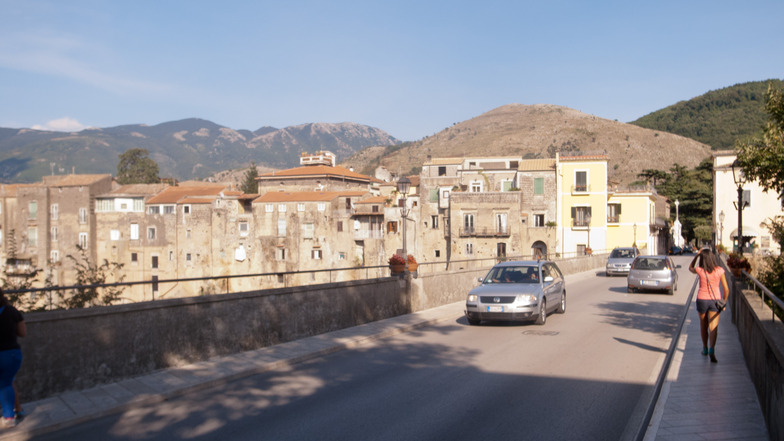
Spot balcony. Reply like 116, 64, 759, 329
459, 226, 510, 237
354, 229, 384, 240
571, 184, 591, 194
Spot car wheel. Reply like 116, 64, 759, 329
467, 316, 481, 326
627, 286, 635, 293
557, 291, 566, 314
668, 286, 674, 295
536, 299, 547, 325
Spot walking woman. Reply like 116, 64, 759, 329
689, 248, 729, 363
0, 289, 24, 427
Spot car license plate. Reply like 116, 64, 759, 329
487, 306, 504, 313
642, 280, 659, 286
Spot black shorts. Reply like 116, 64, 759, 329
696, 299, 719, 314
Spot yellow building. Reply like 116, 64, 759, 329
557, 154, 609, 256
606, 184, 658, 254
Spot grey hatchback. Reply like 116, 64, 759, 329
627, 255, 679, 295
465, 260, 566, 326
606, 247, 638, 276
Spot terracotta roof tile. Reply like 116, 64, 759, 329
518, 158, 557, 171
258, 165, 372, 181
146, 185, 230, 204
43, 174, 113, 186
559, 155, 608, 161
355, 195, 387, 204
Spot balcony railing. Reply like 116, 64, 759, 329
571, 184, 591, 194
458, 226, 510, 237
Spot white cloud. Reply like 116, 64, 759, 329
32, 117, 87, 132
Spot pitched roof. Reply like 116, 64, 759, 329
42, 174, 113, 186
258, 165, 372, 182
559, 155, 608, 162
101, 183, 169, 197
145, 185, 231, 204
253, 191, 367, 203
518, 158, 557, 171
424, 157, 464, 166
355, 195, 387, 204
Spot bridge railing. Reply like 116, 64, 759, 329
741, 269, 784, 323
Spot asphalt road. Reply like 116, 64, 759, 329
33, 256, 697, 441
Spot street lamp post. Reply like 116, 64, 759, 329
586, 213, 592, 254
731, 160, 746, 253
719, 210, 725, 248
633, 222, 637, 247
396, 176, 411, 260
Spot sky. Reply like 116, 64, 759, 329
1, 1, 782, 142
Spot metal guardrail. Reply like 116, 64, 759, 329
741, 269, 784, 323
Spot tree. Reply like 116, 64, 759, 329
116, 148, 160, 185
637, 169, 669, 187
61, 245, 126, 308
735, 83, 784, 198
240, 162, 259, 194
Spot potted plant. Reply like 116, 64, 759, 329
388, 254, 406, 274
406, 254, 418, 272
726, 252, 751, 277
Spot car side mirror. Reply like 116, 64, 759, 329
544, 276, 554, 283
478, 277, 484, 283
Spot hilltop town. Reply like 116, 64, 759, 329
0, 149, 672, 310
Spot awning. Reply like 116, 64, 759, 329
730, 226, 759, 239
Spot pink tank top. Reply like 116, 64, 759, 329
695, 266, 725, 300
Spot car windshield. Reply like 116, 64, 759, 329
485, 266, 539, 284
632, 258, 668, 270
610, 249, 634, 259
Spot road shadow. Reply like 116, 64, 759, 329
595, 300, 684, 339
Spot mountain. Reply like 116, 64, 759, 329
0, 120, 400, 183
630, 79, 784, 150
342, 103, 713, 185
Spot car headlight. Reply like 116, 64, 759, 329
467, 294, 478, 302
517, 294, 537, 303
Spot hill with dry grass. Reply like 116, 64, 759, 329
343, 104, 713, 185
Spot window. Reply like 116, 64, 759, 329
183, 205, 191, 215
79, 232, 88, 249
239, 221, 249, 237
337, 221, 343, 232
534, 214, 545, 227
130, 223, 139, 240
434, 250, 441, 258
372, 205, 379, 213
303, 223, 314, 239
152, 275, 159, 294
148, 227, 156, 240
110, 230, 120, 241
607, 203, 621, 223
186, 229, 192, 239
339, 252, 346, 260
134, 200, 144, 212
96, 199, 112, 212
466, 243, 474, 255
278, 204, 287, 213
131, 252, 138, 263
169, 251, 174, 261
429, 188, 438, 202
276, 248, 286, 260
387, 221, 398, 233
79, 207, 88, 224
534, 178, 544, 195
265, 204, 274, 213
186, 253, 192, 262
496, 213, 508, 234
50, 203, 59, 220
50, 250, 59, 263
312, 249, 322, 259
463, 214, 475, 234
298, 203, 305, 212
277, 218, 286, 236
571, 206, 592, 227
575, 171, 588, 192
470, 181, 481, 192
502, 181, 513, 191
438, 166, 446, 176
317, 203, 326, 211
51, 226, 58, 242
28, 201, 37, 219
164, 205, 175, 215
28, 228, 37, 247
431, 215, 439, 229
148, 206, 160, 215
151, 255, 158, 269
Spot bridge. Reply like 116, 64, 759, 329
2, 255, 780, 440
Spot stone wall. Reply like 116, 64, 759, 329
734, 285, 784, 441
19, 277, 406, 402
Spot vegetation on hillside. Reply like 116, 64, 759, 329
631, 79, 784, 150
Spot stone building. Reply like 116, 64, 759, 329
0, 175, 114, 297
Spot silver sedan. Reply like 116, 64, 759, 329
465, 260, 566, 325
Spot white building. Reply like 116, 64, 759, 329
713, 151, 783, 255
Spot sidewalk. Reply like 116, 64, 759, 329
0, 302, 466, 441
644, 301, 770, 440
